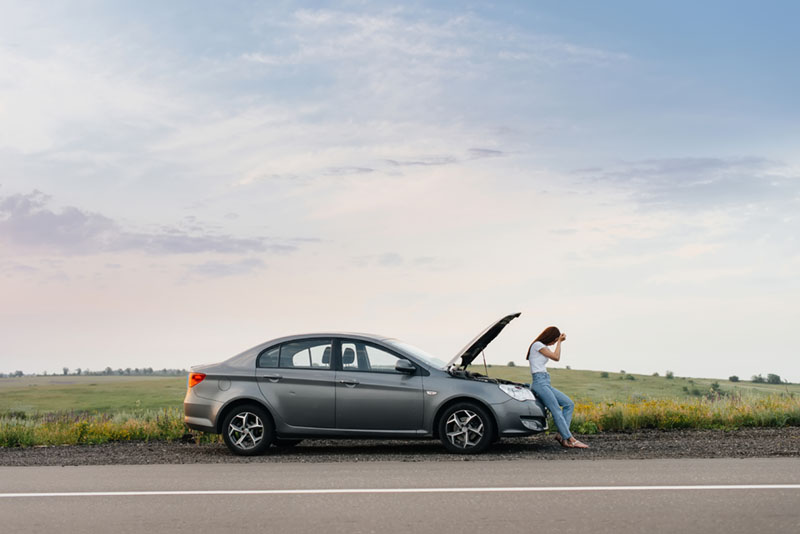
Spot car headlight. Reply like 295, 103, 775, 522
498, 384, 535, 401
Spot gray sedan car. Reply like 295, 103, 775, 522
184, 313, 547, 455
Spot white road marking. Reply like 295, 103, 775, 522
1, 485, 799, 499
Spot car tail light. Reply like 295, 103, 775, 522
188, 373, 206, 388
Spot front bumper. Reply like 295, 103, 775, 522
492, 398, 548, 437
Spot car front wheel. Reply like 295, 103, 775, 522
438, 402, 494, 454
221, 405, 273, 456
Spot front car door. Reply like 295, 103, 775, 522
335, 339, 424, 431
256, 338, 335, 429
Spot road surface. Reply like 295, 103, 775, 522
2, 458, 798, 533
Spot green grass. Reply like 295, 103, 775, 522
480, 367, 800, 402
0, 408, 221, 448
1, 369, 798, 447
2, 369, 798, 416
0, 375, 186, 415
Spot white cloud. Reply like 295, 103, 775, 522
0, 190, 295, 256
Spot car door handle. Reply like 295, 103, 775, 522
261, 374, 283, 382
339, 379, 359, 387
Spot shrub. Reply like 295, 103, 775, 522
507, 361, 515, 367
625, 374, 636, 381
767, 374, 781, 384
666, 370, 674, 379
752, 374, 765, 383
729, 375, 740, 382
682, 386, 689, 393
574, 420, 599, 434
565, 365, 571, 370
600, 371, 609, 378
652, 372, 659, 377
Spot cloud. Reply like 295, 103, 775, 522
323, 166, 375, 176
0, 260, 37, 277
467, 148, 504, 159
186, 258, 266, 278
243, 8, 627, 71
580, 157, 799, 210
383, 149, 505, 169
352, 253, 442, 269
0, 191, 294, 256
385, 156, 458, 167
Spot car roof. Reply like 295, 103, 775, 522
263, 332, 395, 344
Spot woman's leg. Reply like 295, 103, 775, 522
549, 387, 575, 430
531, 381, 573, 440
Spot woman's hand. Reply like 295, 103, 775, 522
558, 333, 566, 342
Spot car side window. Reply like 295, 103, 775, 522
279, 339, 332, 369
340, 341, 410, 374
257, 346, 279, 368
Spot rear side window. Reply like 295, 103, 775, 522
279, 339, 332, 369
257, 346, 279, 368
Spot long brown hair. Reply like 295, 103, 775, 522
525, 326, 561, 360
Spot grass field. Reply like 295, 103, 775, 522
1, 368, 798, 416
1, 368, 798, 447
0, 375, 187, 415
481, 367, 800, 401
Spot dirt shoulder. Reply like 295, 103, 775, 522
1, 428, 798, 467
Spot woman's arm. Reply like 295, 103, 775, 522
537, 334, 566, 361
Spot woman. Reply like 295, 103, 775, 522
527, 326, 589, 449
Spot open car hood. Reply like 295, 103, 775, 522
445, 312, 521, 369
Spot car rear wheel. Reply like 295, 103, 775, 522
221, 405, 273, 456
437, 402, 494, 454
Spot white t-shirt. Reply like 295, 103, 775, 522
528, 341, 550, 374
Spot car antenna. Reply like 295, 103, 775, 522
481, 350, 489, 377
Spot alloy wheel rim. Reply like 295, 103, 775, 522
227, 411, 264, 450
445, 409, 484, 449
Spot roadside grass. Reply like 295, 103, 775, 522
1, 370, 799, 447
569, 394, 800, 434
0, 376, 186, 415
0, 408, 221, 448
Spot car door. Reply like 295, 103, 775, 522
334, 339, 424, 431
256, 338, 335, 429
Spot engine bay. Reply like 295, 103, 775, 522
447, 366, 525, 386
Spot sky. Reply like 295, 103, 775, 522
1, 1, 798, 381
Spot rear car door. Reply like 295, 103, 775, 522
256, 338, 335, 429
334, 339, 424, 431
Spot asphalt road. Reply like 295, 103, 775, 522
2, 458, 799, 533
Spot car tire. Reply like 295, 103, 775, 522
221, 404, 273, 456
273, 438, 303, 448
437, 402, 495, 454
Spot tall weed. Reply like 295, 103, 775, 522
570, 394, 800, 433
0, 408, 220, 447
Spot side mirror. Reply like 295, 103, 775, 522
395, 359, 416, 374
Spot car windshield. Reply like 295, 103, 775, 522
385, 339, 447, 369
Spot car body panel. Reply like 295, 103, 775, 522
256, 368, 336, 428
446, 312, 522, 369
334, 370, 424, 430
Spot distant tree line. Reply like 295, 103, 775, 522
0, 367, 187, 378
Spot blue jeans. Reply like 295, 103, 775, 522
531, 372, 574, 440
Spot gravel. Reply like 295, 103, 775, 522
2, 428, 799, 466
